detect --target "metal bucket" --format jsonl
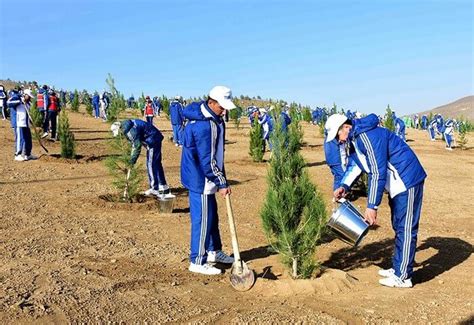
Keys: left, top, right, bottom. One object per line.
{"left": 157, "top": 194, "right": 176, "bottom": 213}
{"left": 327, "top": 199, "right": 369, "bottom": 246}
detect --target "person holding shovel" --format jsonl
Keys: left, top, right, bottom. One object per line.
{"left": 180, "top": 86, "right": 236, "bottom": 275}
{"left": 110, "top": 119, "right": 171, "bottom": 197}
{"left": 327, "top": 113, "right": 427, "bottom": 288}
{"left": 11, "top": 90, "right": 37, "bottom": 161}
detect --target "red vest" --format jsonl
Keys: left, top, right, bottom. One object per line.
{"left": 145, "top": 103, "right": 154, "bottom": 116}
{"left": 48, "top": 95, "right": 58, "bottom": 111}
{"left": 37, "top": 93, "right": 44, "bottom": 108}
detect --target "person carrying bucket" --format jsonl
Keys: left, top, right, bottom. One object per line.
{"left": 110, "top": 119, "right": 171, "bottom": 197}
{"left": 180, "top": 86, "right": 236, "bottom": 275}
{"left": 326, "top": 113, "right": 427, "bottom": 288}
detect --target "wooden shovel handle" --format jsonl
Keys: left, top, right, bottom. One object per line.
{"left": 225, "top": 194, "right": 241, "bottom": 262}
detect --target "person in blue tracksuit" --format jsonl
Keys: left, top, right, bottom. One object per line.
{"left": 12, "top": 90, "right": 37, "bottom": 161}
{"left": 258, "top": 108, "right": 273, "bottom": 151}
{"left": 421, "top": 115, "right": 428, "bottom": 130}
{"left": 428, "top": 118, "right": 437, "bottom": 141}
{"left": 443, "top": 119, "right": 455, "bottom": 150}
{"left": 395, "top": 117, "right": 406, "bottom": 142}
{"left": 169, "top": 96, "right": 185, "bottom": 146}
{"left": 153, "top": 97, "right": 162, "bottom": 116}
{"left": 127, "top": 95, "right": 135, "bottom": 109}
{"left": 99, "top": 91, "right": 109, "bottom": 121}
{"left": 325, "top": 138, "right": 352, "bottom": 191}
{"left": 0, "top": 85, "right": 7, "bottom": 120}
{"left": 327, "top": 113, "right": 427, "bottom": 288}
{"left": 110, "top": 119, "right": 170, "bottom": 196}
{"left": 435, "top": 114, "right": 445, "bottom": 135}
{"left": 414, "top": 114, "right": 420, "bottom": 129}
{"left": 180, "top": 86, "right": 236, "bottom": 275}
{"left": 92, "top": 92, "right": 100, "bottom": 119}
{"left": 247, "top": 106, "right": 258, "bottom": 125}
{"left": 7, "top": 88, "right": 21, "bottom": 156}
{"left": 280, "top": 109, "right": 292, "bottom": 133}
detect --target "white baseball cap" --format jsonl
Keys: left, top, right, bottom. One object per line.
{"left": 325, "top": 114, "right": 349, "bottom": 143}
{"left": 110, "top": 122, "right": 121, "bottom": 137}
{"left": 208, "top": 86, "right": 236, "bottom": 110}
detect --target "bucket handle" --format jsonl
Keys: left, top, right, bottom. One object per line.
{"left": 332, "top": 197, "right": 347, "bottom": 212}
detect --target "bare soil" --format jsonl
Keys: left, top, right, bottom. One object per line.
{"left": 1, "top": 110, "right": 473, "bottom": 324}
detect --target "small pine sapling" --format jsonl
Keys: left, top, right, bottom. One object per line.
{"left": 105, "top": 131, "right": 143, "bottom": 202}
{"left": 71, "top": 89, "right": 80, "bottom": 112}
{"left": 384, "top": 105, "right": 396, "bottom": 132}
{"left": 229, "top": 106, "right": 242, "bottom": 129}
{"left": 249, "top": 119, "right": 265, "bottom": 162}
{"left": 57, "top": 110, "right": 76, "bottom": 158}
{"left": 260, "top": 110, "right": 327, "bottom": 279}
{"left": 457, "top": 122, "right": 468, "bottom": 150}
{"left": 29, "top": 89, "right": 43, "bottom": 128}
{"left": 105, "top": 74, "right": 126, "bottom": 122}
{"left": 84, "top": 93, "right": 93, "bottom": 116}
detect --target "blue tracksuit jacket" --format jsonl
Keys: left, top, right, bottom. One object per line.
{"left": 341, "top": 114, "right": 427, "bottom": 209}
{"left": 181, "top": 101, "right": 228, "bottom": 194}
{"left": 169, "top": 100, "right": 184, "bottom": 125}
{"left": 7, "top": 91, "right": 22, "bottom": 128}
{"left": 121, "top": 119, "right": 164, "bottom": 165}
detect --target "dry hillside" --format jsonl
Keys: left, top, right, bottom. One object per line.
{"left": 417, "top": 96, "right": 473, "bottom": 120}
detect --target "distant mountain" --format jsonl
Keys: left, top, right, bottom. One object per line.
{"left": 417, "top": 96, "right": 473, "bottom": 120}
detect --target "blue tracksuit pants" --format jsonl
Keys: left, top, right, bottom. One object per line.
{"left": 428, "top": 127, "right": 435, "bottom": 140}
{"left": 146, "top": 143, "right": 167, "bottom": 190}
{"left": 172, "top": 124, "right": 182, "bottom": 145}
{"left": 15, "top": 127, "right": 32, "bottom": 156}
{"left": 444, "top": 133, "right": 452, "bottom": 147}
{"left": 93, "top": 103, "right": 100, "bottom": 118}
{"left": 189, "top": 191, "right": 222, "bottom": 265}
{"left": 388, "top": 182, "right": 424, "bottom": 280}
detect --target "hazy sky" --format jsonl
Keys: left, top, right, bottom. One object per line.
{"left": 1, "top": 0, "right": 472, "bottom": 115}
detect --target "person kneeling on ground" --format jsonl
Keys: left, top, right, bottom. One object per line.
{"left": 180, "top": 86, "right": 236, "bottom": 275}
{"left": 110, "top": 119, "right": 171, "bottom": 197}
{"left": 326, "top": 113, "right": 427, "bottom": 288}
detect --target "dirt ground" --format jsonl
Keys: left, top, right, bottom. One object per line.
{"left": 1, "top": 108, "right": 473, "bottom": 324}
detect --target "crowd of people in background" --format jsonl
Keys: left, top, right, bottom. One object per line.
{"left": 0, "top": 80, "right": 468, "bottom": 165}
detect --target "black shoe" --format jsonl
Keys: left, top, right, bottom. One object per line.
{"left": 159, "top": 189, "right": 171, "bottom": 196}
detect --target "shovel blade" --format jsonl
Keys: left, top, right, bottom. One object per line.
{"left": 229, "top": 260, "right": 255, "bottom": 291}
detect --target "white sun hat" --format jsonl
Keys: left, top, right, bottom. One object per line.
{"left": 208, "top": 86, "right": 236, "bottom": 110}
{"left": 23, "top": 89, "right": 34, "bottom": 98}
{"left": 325, "top": 114, "right": 349, "bottom": 143}
{"left": 110, "top": 121, "right": 121, "bottom": 137}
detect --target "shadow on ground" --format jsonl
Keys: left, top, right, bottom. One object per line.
{"left": 413, "top": 236, "right": 472, "bottom": 284}
{"left": 322, "top": 236, "right": 472, "bottom": 284}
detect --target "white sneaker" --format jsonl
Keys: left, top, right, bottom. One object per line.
{"left": 24, "top": 154, "right": 38, "bottom": 161}
{"left": 144, "top": 188, "right": 160, "bottom": 196}
{"left": 188, "top": 263, "right": 222, "bottom": 275}
{"left": 207, "top": 250, "right": 235, "bottom": 264}
{"left": 445, "top": 147, "right": 453, "bottom": 151}
{"left": 14, "top": 155, "right": 26, "bottom": 161}
{"left": 41, "top": 132, "right": 49, "bottom": 139}
{"left": 379, "top": 275, "right": 413, "bottom": 288}
{"left": 378, "top": 268, "right": 395, "bottom": 277}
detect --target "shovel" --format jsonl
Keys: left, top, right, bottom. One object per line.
{"left": 225, "top": 194, "right": 255, "bottom": 291}
{"left": 123, "top": 169, "right": 131, "bottom": 200}
{"left": 24, "top": 105, "right": 49, "bottom": 154}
